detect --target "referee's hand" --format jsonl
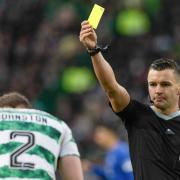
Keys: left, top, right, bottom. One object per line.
{"left": 79, "top": 21, "right": 97, "bottom": 49}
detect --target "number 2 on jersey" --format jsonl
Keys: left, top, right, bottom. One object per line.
{"left": 10, "top": 131, "right": 35, "bottom": 169}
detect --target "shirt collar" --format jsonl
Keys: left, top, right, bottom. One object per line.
{"left": 150, "top": 106, "right": 180, "bottom": 120}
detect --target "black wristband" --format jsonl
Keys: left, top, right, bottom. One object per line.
{"left": 87, "top": 45, "right": 109, "bottom": 56}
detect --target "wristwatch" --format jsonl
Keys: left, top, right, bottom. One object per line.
{"left": 87, "top": 45, "right": 109, "bottom": 56}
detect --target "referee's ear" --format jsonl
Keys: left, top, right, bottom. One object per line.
{"left": 177, "top": 86, "right": 180, "bottom": 96}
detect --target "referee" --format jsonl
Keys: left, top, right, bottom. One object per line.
{"left": 80, "top": 20, "right": 180, "bottom": 180}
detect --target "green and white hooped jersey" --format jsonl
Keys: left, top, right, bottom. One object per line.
{"left": 0, "top": 108, "right": 80, "bottom": 180}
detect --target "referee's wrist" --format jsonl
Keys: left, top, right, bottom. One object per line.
{"left": 86, "top": 45, "right": 100, "bottom": 56}
{"left": 86, "top": 44, "right": 109, "bottom": 57}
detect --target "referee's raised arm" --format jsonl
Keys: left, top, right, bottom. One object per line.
{"left": 79, "top": 20, "right": 130, "bottom": 112}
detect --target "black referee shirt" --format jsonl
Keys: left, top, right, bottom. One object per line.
{"left": 114, "top": 99, "right": 180, "bottom": 180}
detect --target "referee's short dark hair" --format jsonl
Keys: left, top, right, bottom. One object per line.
{"left": 149, "top": 58, "right": 180, "bottom": 76}
{"left": 0, "top": 92, "right": 32, "bottom": 108}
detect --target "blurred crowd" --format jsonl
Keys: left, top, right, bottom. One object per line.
{"left": 0, "top": 0, "right": 180, "bottom": 179}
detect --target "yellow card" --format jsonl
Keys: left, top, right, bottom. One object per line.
{"left": 88, "top": 4, "right": 105, "bottom": 29}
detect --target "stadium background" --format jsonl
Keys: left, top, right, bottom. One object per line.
{"left": 0, "top": 0, "right": 180, "bottom": 179}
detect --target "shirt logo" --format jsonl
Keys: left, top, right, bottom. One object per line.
{"left": 165, "top": 128, "right": 175, "bottom": 135}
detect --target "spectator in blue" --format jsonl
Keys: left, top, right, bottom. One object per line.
{"left": 82, "top": 120, "right": 134, "bottom": 180}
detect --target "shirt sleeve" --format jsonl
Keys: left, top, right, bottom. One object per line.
{"left": 59, "top": 122, "right": 80, "bottom": 158}
{"left": 109, "top": 99, "right": 148, "bottom": 128}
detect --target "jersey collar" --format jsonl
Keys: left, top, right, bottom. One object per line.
{"left": 150, "top": 106, "right": 180, "bottom": 120}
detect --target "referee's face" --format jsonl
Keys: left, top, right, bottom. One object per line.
{"left": 148, "top": 69, "right": 180, "bottom": 115}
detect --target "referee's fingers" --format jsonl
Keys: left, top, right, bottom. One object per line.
{"left": 81, "top": 21, "right": 92, "bottom": 29}
{"left": 79, "top": 32, "right": 93, "bottom": 42}
{"left": 80, "top": 27, "right": 92, "bottom": 35}
{"left": 81, "top": 20, "right": 89, "bottom": 26}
